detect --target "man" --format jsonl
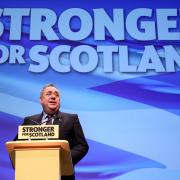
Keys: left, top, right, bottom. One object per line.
{"left": 14, "top": 84, "right": 89, "bottom": 180}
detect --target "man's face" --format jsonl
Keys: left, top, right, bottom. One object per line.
{"left": 40, "top": 86, "right": 60, "bottom": 114}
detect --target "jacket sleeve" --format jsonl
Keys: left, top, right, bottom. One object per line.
{"left": 70, "top": 115, "right": 89, "bottom": 165}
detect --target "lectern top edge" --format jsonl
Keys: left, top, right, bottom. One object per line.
{"left": 6, "top": 140, "right": 70, "bottom": 154}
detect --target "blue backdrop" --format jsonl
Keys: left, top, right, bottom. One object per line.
{"left": 0, "top": 0, "right": 180, "bottom": 179}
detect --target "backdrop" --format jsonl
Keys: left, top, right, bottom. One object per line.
{"left": 0, "top": 0, "right": 180, "bottom": 179}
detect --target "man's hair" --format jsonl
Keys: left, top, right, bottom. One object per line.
{"left": 40, "top": 83, "right": 59, "bottom": 98}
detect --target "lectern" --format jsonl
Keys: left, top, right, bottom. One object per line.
{"left": 6, "top": 140, "right": 74, "bottom": 180}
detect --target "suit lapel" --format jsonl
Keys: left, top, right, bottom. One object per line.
{"left": 53, "top": 111, "right": 64, "bottom": 125}
{"left": 53, "top": 111, "right": 64, "bottom": 139}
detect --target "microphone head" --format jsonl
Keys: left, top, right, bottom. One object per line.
{"left": 27, "top": 118, "right": 41, "bottom": 125}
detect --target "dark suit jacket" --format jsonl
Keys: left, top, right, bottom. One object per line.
{"left": 14, "top": 111, "right": 89, "bottom": 166}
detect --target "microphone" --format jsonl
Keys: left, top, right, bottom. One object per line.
{"left": 26, "top": 118, "right": 41, "bottom": 125}
{"left": 27, "top": 118, "right": 52, "bottom": 125}
{"left": 25, "top": 113, "right": 62, "bottom": 125}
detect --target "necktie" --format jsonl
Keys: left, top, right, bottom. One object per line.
{"left": 46, "top": 115, "right": 54, "bottom": 125}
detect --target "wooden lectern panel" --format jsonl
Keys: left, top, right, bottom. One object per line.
{"left": 15, "top": 149, "right": 60, "bottom": 180}
{"left": 6, "top": 140, "right": 73, "bottom": 180}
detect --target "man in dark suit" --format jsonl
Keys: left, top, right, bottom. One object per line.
{"left": 14, "top": 84, "right": 89, "bottom": 180}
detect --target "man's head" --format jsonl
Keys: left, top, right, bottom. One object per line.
{"left": 40, "top": 84, "right": 60, "bottom": 115}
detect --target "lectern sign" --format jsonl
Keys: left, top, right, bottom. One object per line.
{"left": 18, "top": 125, "right": 59, "bottom": 140}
